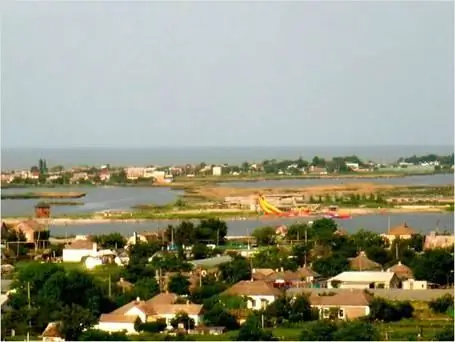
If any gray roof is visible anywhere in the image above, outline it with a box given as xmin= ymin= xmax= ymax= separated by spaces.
xmin=190 ymin=255 xmax=233 ymax=268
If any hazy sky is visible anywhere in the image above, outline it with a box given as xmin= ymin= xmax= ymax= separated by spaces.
xmin=1 ymin=1 xmax=454 ymax=148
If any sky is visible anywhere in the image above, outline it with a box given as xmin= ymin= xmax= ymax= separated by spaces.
xmin=1 ymin=1 xmax=454 ymax=148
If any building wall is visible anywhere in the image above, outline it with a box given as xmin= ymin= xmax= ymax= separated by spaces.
xmin=62 ymin=249 xmax=94 ymax=262
xmin=212 ymin=166 xmax=222 ymax=176
xmin=157 ymin=313 xmax=201 ymax=328
xmin=96 ymin=322 xmax=136 ymax=334
xmin=316 ymin=305 xmax=369 ymax=320
xmin=334 ymin=280 xmax=397 ymax=290
xmin=402 ymin=280 xmax=428 ymax=290
xmin=246 ymin=295 xmax=276 ymax=310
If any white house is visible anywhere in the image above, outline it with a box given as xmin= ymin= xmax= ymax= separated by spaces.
xmin=222 ymin=280 xmax=283 ymax=310
xmin=327 ymin=271 xmax=401 ymax=290
xmin=212 ymin=166 xmax=222 ymax=176
xmin=402 ymin=279 xmax=428 ymax=290
xmin=96 ymin=293 xmax=203 ymax=334
xmin=62 ymin=238 xmax=98 ymax=262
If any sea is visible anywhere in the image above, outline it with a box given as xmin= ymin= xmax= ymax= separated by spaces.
xmin=1 ymin=145 xmax=454 ymax=170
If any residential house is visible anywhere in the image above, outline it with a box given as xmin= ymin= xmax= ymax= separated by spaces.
xmin=327 ymin=271 xmax=401 ymax=290
xmin=212 ymin=166 xmax=222 ymax=176
xmin=349 ymin=251 xmax=382 ymax=271
xmin=307 ymin=289 xmax=373 ymax=320
xmin=62 ymin=237 xmax=98 ymax=262
xmin=70 ymin=172 xmax=89 ymax=184
xmin=401 ymin=279 xmax=430 ymax=290
xmin=308 ymin=166 xmax=328 ymax=175
xmin=255 ymin=266 xmax=321 ymax=288
xmin=386 ymin=261 xmax=414 ymax=281
xmin=382 ymin=221 xmax=416 ymax=244
xmin=13 ymin=219 xmax=47 ymax=243
xmin=96 ymin=293 xmax=203 ymax=334
xmin=41 ymin=321 xmax=65 ymax=342
xmin=222 ymin=280 xmax=283 ymax=310
xmin=126 ymin=231 xmax=163 ymax=248
xmin=424 ymin=231 xmax=455 ymax=250
xmin=125 ymin=167 xmax=146 ymax=180
xmin=99 ymin=167 xmax=111 ymax=182
xmin=251 ymin=268 xmax=276 ymax=281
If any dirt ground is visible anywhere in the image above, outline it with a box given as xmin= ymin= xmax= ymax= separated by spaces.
xmin=190 ymin=183 xmax=417 ymax=201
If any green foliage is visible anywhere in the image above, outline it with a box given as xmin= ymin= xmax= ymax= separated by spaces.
xmin=299 ymin=320 xmax=337 ymax=341
xmin=136 ymin=319 xmax=167 ymax=333
xmin=265 ymin=295 xmax=314 ymax=326
xmin=429 ymin=294 xmax=454 ymax=314
xmin=4 ymin=263 xmax=112 ymax=340
xmin=411 ymin=249 xmax=454 ymax=285
xmin=192 ymin=243 xmax=210 ymax=259
xmin=332 ymin=320 xmax=380 ymax=341
xmin=253 ymin=247 xmax=297 ymax=271
xmin=170 ymin=312 xmax=195 ymax=330
xmin=203 ymin=303 xmax=239 ymax=330
xmin=312 ymin=255 xmax=350 ymax=278
xmin=166 ymin=219 xmax=228 ymax=247
xmin=79 ymin=329 xmax=130 ymax=341
xmin=190 ymin=277 xmax=227 ymax=304
xmin=92 ymin=233 xmax=126 ymax=249
xmin=218 ymin=255 xmax=251 ymax=284
xmin=168 ymin=273 xmax=191 ymax=295
xmin=368 ymin=298 xmax=414 ymax=322
xmin=252 ymin=226 xmax=276 ymax=246
xmin=434 ymin=325 xmax=455 ymax=341
xmin=236 ymin=314 xmax=277 ymax=341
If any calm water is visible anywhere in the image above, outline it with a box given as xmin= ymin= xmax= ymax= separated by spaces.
xmin=2 ymin=146 xmax=454 ymax=169
xmin=49 ymin=213 xmax=454 ymax=237
xmin=220 ymin=173 xmax=454 ymax=188
xmin=1 ymin=187 xmax=183 ymax=216
xmin=1 ymin=173 xmax=453 ymax=216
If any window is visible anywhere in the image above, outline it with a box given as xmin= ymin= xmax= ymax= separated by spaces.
xmin=338 ymin=308 xmax=345 ymax=319
xmin=323 ymin=308 xmax=330 ymax=318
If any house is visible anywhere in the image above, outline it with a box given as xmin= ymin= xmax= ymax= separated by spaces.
xmin=401 ymin=279 xmax=429 ymax=290
xmin=96 ymin=293 xmax=203 ymax=334
xmin=349 ymin=251 xmax=382 ymax=271
xmin=327 ymin=271 xmax=401 ymax=290
xmin=387 ymin=261 xmax=414 ymax=280
xmin=424 ymin=231 xmax=455 ymax=250
xmin=382 ymin=221 xmax=416 ymax=244
xmin=251 ymin=268 xmax=276 ymax=281
xmin=126 ymin=231 xmax=163 ymax=248
xmin=307 ymin=289 xmax=373 ymax=320
xmin=13 ymin=219 xmax=47 ymax=243
xmin=222 ymin=280 xmax=283 ymax=310
xmin=62 ymin=237 xmax=98 ymax=262
xmin=70 ymin=172 xmax=89 ymax=183
xmin=212 ymin=166 xmax=222 ymax=176
xmin=41 ymin=321 xmax=65 ymax=342
xmin=256 ymin=266 xmax=321 ymax=288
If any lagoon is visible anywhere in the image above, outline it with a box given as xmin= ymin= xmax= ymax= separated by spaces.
xmin=49 ymin=212 xmax=454 ymax=237
xmin=1 ymin=187 xmax=183 ymax=216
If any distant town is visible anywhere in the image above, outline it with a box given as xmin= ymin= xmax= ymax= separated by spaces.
xmin=1 ymin=153 xmax=453 ymax=186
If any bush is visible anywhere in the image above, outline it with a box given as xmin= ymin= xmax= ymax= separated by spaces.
xmin=137 ymin=319 xmax=167 ymax=333
xmin=434 ymin=326 xmax=455 ymax=341
xmin=368 ymin=298 xmax=414 ymax=322
xmin=429 ymin=294 xmax=454 ymax=314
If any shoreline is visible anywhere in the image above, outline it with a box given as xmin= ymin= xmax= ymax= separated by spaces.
xmin=2 ymin=206 xmax=450 ymax=226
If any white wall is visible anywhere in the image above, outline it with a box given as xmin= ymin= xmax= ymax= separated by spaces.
xmin=402 ymin=280 xmax=428 ymax=290
xmin=246 ymin=295 xmax=276 ymax=310
xmin=158 ymin=314 xmax=201 ymax=329
xmin=96 ymin=322 xmax=136 ymax=334
xmin=62 ymin=249 xmax=94 ymax=262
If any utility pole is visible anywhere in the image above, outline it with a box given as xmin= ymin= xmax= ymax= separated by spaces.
xmin=108 ymin=273 xmax=112 ymax=298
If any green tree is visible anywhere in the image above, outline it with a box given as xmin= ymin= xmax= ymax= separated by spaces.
xmin=312 ymin=255 xmax=350 ymax=278
xmin=289 ymin=295 xmax=314 ymax=322
xmin=236 ymin=314 xmax=277 ymax=341
xmin=203 ymin=303 xmax=239 ymax=330
xmin=168 ymin=273 xmax=191 ymax=295
xmin=332 ymin=321 xmax=380 ymax=341
xmin=218 ymin=256 xmax=251 ymax=284
xmin=170 ymin=312 xmax=195 ymax=330
xmin=368 ymin=298 xmax=414 ymax=322
xmin=434 ymin=325 xmax=455 ymax=341
xmin=93 ymin=233 xmax=126 ymax=249
xmin=411 ymin=249 xmax=454 ymax=285
xmin=429 ymin=294 xmax=454 ymax=314
xmin=192 ymin=243 xmax=209 ymax=260
xmin=252 ymin=226 xmax=276 ymax=246
xmin=299 ymin=320 xmax=337 ymax=341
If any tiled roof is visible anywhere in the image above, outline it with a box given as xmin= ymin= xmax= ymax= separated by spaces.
xmin=64 ymin=239 xmax=94 ymax=249
xmin=223 ymin=280 xmax=283 ymax=297
xmin=153 ymin=304 xmax=203 ymax=315
xmin=14 ymin=219 xmax=45 ymax=233
xmin=99 ymin=314 xmax=138 ymax=323
xmin=309 ymin=290 xmax=373 ymax=307
xmin=389 ymin=221 xmax=416 ymax=236
xmin=349 ymin=251 xmax=382 ymax=271
xmin=387 ymin=261 xmax=414 ymax=280
xmin=252 ymin=268 xmax=276 ymax=280
xmin=297 ymin=266 xmax=320 ymax=278
xmin=146 ymin=292 xmax=178 ymax=306
xmin=41 ymin=321 xmax=63 ymax=338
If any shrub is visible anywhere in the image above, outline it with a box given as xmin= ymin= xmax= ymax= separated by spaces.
xmin=429 ymin=294 xmax=454 ymax=314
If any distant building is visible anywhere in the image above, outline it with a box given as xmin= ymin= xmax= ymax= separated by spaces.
xmin=327 ymin=271 xmax=401 ymax=290
xmin=382 ymin=221 xmax=416 ymax=244
xmin=13 ymin=219 xmax=47 ymax=243
xmin=212 ymin=166 xmax=222 ymax=176
xmin=62 ymin=237 xmax=98 ymax=262
xmin=35 ymin=202 xmax=51 ymax=219
xmin=424 ymin=231 xmax=455 ymax=250
xmin=222 ymin=280 xmax=283 ymax=310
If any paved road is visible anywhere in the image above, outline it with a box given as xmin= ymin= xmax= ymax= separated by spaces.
xmin=287 ymin=288 xmax=453 ymax=301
